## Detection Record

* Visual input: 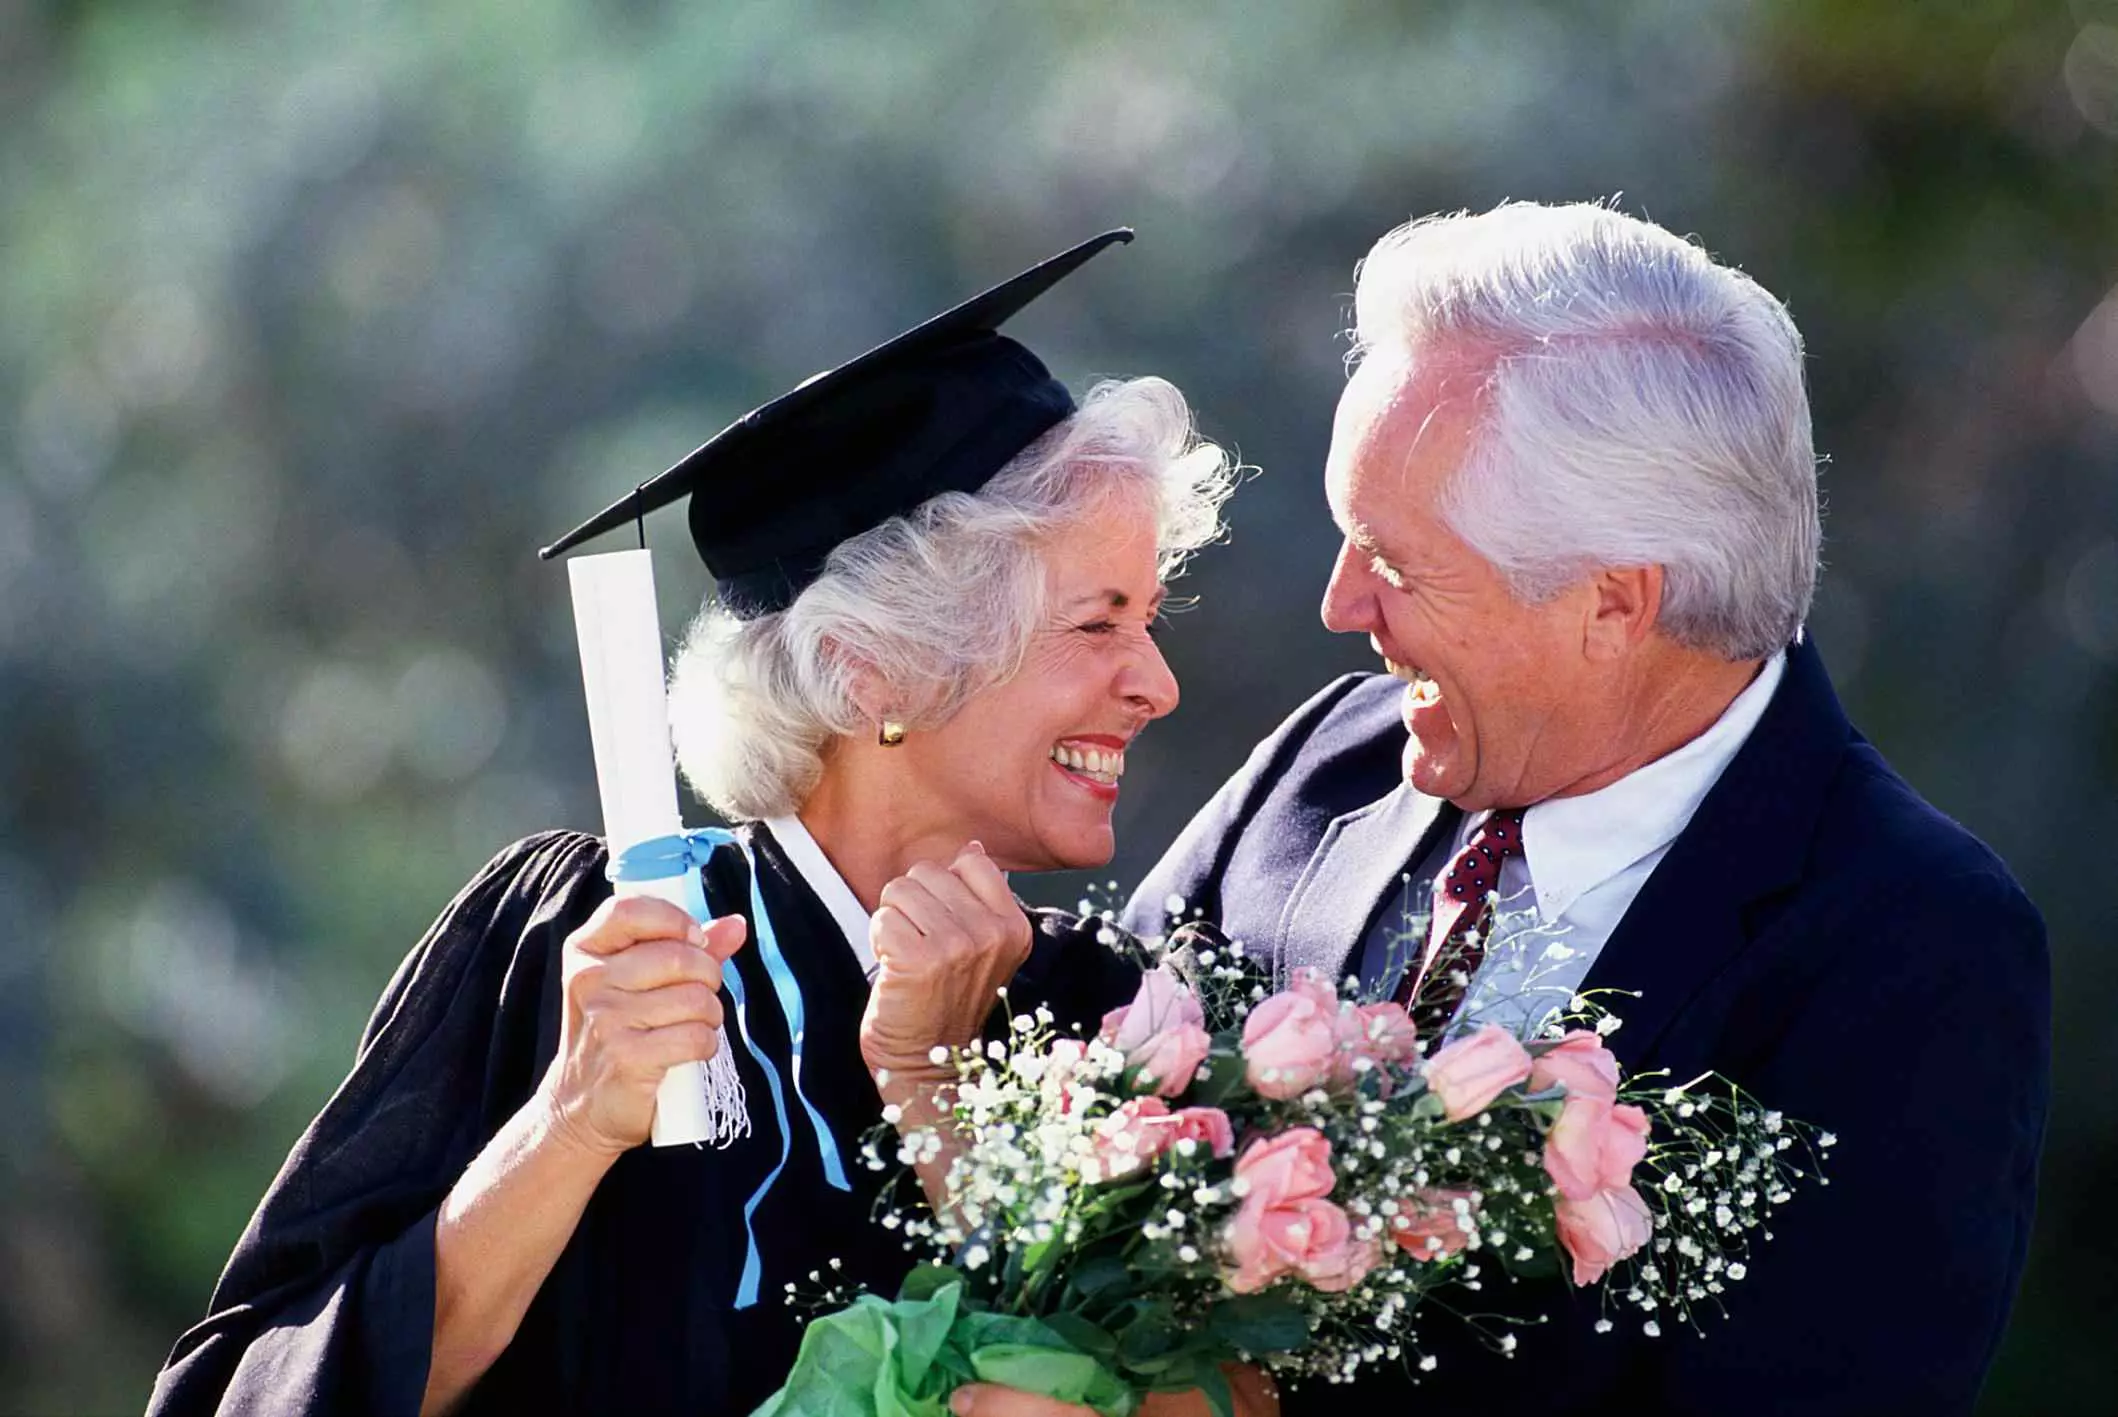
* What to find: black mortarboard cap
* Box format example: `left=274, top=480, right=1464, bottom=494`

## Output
left=538, top=229, right=1136, bottom=617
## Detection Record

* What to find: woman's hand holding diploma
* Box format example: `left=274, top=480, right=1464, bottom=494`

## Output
left=420, top=898, right=746, bottom=1416
left=541, top=896, right=750, bottom=1157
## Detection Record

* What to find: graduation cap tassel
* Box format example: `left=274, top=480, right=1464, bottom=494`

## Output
left=696, top=1013, right=749, bottom=1144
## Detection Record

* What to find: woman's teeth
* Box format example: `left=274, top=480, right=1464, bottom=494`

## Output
left=1384, top=658, right=1442, bottom=707
left=1050, top=743, right=1125, bottom=784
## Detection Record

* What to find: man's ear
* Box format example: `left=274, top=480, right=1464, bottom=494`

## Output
left=1582, top=565, right=1663, bottom=662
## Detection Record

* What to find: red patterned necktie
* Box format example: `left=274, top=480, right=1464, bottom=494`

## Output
left=1397, top=808, right=1528, bottom=1034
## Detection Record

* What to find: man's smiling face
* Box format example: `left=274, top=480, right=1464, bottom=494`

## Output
left=1319, top=350, right=1612, bottom=811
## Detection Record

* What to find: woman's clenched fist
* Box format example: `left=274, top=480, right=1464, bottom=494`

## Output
left=537, top=894, right=747, bottom=1158
left=861, top=841, right=1033, bottom=1083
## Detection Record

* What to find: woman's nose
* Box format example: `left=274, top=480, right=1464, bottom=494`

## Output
left=1123, top=634, right=1181, bottom=719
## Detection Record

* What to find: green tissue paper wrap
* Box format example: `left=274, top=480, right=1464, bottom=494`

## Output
left=751, top=1278, right=1136, bottom=1417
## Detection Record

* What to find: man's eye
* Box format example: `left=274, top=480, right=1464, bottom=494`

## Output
left=1368, top=554, right=1408, bottom=590
left=1076, top=620, right=1116, bottom=635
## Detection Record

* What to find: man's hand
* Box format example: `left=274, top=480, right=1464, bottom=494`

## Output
left=861, top=841, right=1033, bottom=1081
left=537, top=895, right=747, bottom=1158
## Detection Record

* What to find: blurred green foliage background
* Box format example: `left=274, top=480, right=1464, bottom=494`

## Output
left=1, top=1, right=2112, bottom=1411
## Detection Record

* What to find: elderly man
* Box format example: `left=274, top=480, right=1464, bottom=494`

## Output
left=1125, top=203, right=2048, bottom=1416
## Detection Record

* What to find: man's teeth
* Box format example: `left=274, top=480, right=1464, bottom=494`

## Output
left=1383, top=659, right=1442, bottom=706
left=1382, top=658, right=1433, bottom=685
left=1050, top=743, right=1126, bottom=782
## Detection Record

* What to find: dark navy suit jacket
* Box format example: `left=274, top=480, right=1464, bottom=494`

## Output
left=1125, top=635, right=2048, bottom=1416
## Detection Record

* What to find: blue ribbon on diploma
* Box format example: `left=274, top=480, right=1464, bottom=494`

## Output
left=609, top=828, right=852, bottom=1309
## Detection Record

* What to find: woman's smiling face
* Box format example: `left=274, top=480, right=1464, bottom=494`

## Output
left=897, top=487, right=1179, bottom=871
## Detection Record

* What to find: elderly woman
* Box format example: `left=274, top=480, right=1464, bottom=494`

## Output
left=147, top=237, right=1256, bottom=1417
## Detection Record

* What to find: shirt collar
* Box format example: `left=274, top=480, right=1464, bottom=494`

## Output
left=761, top=813, right=877, bottom=978
left=1511, top=650, right=1787, bottom=923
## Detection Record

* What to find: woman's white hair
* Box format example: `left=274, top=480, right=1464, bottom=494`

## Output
left=1352, top=200, right=1820, bottom=661
left=669, top=376, right=1233, bottom=821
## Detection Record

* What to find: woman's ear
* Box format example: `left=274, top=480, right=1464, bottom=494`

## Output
left=840, top=654, right=894, bottom=725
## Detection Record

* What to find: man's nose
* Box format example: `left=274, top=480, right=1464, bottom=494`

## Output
left=1320, top=541, right=1375, bottom=634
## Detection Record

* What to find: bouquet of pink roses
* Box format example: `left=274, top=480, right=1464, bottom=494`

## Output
left=754, top=931, right=1830, bottom=1417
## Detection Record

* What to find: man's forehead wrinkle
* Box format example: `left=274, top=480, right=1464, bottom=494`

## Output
left=1378, top=373, right=1481, bottom=504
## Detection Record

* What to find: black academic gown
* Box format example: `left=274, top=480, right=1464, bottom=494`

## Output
left=148, top=825, right=1142, bottom=1417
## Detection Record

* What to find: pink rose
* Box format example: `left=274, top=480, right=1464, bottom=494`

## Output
left=1554, top=1183, right=1654, bottom=1285
left=1224, top=1128, right=1378, bottom=1292
left=1090, top=1098, right=1167, bottom=1178
left=1332, top=1001, right=1421, bottom=1091
left=1544, top=1097, right=1651, bottom=1200
left=1529, top=1030, right=1620, bottom=1102
left=1242, top=970, right=1342, bottom=1100
left=1158, top=1105, right=1236, bottom=1159
left=1226, top=1195, right=1377, bottom=1294
left=1422, top=1024, right=1534, bottom=1120
left=1101, top=969, right=1213, bottom=1097
left=1388, top=1188, right=1478, bottom=1262
left=1232, top=1126, right=1336, bottom=1204
left=1091, top=1099, right=1237, bottom=1179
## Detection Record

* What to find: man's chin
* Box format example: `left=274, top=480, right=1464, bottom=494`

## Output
left=1400, top=739, right=1461, bottom=801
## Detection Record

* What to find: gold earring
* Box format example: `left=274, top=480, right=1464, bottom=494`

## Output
left=878, top=719, right=906, bottom=747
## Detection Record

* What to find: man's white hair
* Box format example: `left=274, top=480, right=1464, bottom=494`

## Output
left=668, top=376, right=1233, bottom=821
left=1352, top=200, right=1820, bottom=660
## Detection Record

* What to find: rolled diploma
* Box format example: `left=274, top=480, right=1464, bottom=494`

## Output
left=566, top=549, right=716, bottom=1147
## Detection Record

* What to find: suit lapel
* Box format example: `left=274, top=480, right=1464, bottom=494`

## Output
left=1273, top=784, right=1458, bottom=985
left=1583, top=633, right=1852, bottom=1072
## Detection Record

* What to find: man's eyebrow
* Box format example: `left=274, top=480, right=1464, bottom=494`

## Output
left=1345, top=519, right=1385, bottom=556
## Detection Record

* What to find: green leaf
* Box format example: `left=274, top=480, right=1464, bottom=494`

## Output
left=1203, top=1294, right=1310, bottom=1354
left=1190, top=1364, right=1236, bottom=1417
left=1067, top=1254, right=1137, bottom=1304
left=1042, top=1311, right=1120, bottom=1361
left=1115, top=1301, right=1182, bottom=1365
left=1186, top=1049, right=1245, bottom=1106
left=899, top=1264, right=966, bottom=1304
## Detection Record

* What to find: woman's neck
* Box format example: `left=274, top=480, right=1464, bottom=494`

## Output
left=794, top=767, right=966, bottom=914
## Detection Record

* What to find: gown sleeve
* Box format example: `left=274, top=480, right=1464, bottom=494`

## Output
left=146, top=831, right=611, bottom=1417
left=1008, top=906, right=1152, bottom=1033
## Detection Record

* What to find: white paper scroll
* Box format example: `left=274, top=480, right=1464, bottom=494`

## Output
left=566, top=548, right=735, bottom=1148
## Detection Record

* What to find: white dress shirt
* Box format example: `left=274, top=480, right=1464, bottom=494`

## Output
left=762, top=814, right=878, bottom=980
left=1429, top=651, right=1786, bottom=1036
